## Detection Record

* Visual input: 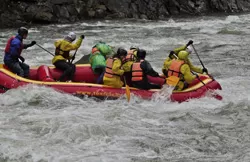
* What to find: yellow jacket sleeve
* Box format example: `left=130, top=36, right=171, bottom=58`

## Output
left=122, top=61, right=134, bottom=72
left=186, top=58, right=203, bottom=73
left=64, top=38, right=83, bottom=51
left=174, top=45, right=187, bottom=54
left=180, top=64, right=196, bottom=84
left=162, top=57, right=172, bottom=71
left=69, top=37, right=83, bottom=50
left=112, top=59, right=124, bottom=75
left=54, top=38, right=83, bottom=50
left=54, top=40, right=61, bottom=47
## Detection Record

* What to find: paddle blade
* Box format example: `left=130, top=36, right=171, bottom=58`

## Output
left=125, top=84, right=131, bottom=102
left=166, top=76, right=180, bottom=86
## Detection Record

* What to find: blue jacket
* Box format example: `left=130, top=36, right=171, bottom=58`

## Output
left=4, top=34, right=24, bottom=62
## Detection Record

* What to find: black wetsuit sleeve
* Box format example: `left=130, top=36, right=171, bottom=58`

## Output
left=140, top=60, right=159, bottom=77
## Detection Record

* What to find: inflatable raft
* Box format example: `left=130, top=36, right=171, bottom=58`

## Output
left=0, top=64, right=222, bottom=102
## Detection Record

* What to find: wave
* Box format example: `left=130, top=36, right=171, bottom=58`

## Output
left=217, top=27, right=244, bottom=35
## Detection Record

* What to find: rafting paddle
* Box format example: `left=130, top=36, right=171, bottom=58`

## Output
left=191, top=44, right=206, bottom=69
left=70, top=49, right=78, bottom=64
left=123, top=76, right=130, bottom=102
left=191, top=44, right=216, bottom=81
left=36, top=44, right=55, bottom=56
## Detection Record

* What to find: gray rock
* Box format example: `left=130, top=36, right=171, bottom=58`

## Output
left=34, top=12, right=54, bottom=22
left=50, top=0, right=74, bottom=5
left=1, top=0, right=250, bottom=28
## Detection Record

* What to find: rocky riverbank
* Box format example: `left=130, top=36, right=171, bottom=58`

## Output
left=1, top=0, right=250, bottom=28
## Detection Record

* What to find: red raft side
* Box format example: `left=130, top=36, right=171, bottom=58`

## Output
left=0, top=64, right=223, bottom=102
left=170, top=74, right=222, bottom=102
left=29, top=64, right=99, bottom=83
left=0, top=64, right=157, bottom=99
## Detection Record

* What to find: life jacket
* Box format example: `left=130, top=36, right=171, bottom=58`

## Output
left=55, top=43, right=70, bottom=58
left=89, top=47, right=101, bottom=64
left=104, top=58, right=120, bottom=78
left=4, top=36, right=23, bottom=55
left=122, top=49, right=136, bottom=64
left=167, top=60, right=184, bottom=78
left=131, top=60, right=144, bottom=82
left=91, top=47, right=100, bottom=54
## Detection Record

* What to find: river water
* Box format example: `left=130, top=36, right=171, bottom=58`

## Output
left=0, top=14, right=249, bottom=162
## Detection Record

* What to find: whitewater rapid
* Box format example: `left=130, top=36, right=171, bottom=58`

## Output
left=0, top=14, right=249, bottom=162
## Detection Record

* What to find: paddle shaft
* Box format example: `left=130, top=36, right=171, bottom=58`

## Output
left=191, top=44, right=216, bottom=80
left=36, top=44, right=55, bottom=56
left=191, top=44, right=206, bottom=69
left=191, top=71, right=205, bottom=86
left=123, top=76, right=131, bottom=102
left=70, top=49, right=78, bottom=64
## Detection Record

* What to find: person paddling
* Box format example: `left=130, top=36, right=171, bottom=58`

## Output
left=162, top=40, right=208, bottom=76
left=52, top=32, right=84, bottom=82
left=4, top=27, right=36, bottom=78
left=167, top=51, right=198, bottom=91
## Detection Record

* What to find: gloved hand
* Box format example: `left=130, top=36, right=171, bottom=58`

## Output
left=19, top=56, right=25, bottom=63
left=81, top=35, right=85, bottom=39
left=202, top=68, right=208, bottom=74
left=186, top=40, right=193, bottom=47
left=168, top=51, right=175, bottom=58
left=31, top=41, right=36, bottom=46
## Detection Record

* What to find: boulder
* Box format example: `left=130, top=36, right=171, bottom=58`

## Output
left=1, top=0, right=250, bottom=28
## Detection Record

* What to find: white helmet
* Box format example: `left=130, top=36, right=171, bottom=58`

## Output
left=130, top=45, right=139, bottom=50
left=67, top=32, right=76, bottom=42
left=186, top=46, right=193, bottom=54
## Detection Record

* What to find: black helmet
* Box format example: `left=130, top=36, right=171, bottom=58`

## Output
left=18, top=27, right=28, bottom=36
left=117, top=48, right=127, bottom=56
left=137, top=49, right=146, bottom=59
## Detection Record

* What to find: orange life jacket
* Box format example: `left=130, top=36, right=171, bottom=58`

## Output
left=91, top=47, right=100, bottom=54
left=122, top=49, right=136, bottom=64
left=104, top=58, right=120, bottom=78
left=131, top=60, right=144, bottom=82
left=167, top=60, right=184, bottom=78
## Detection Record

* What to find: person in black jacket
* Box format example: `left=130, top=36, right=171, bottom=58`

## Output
left=131, top=49, right=162, bottom=90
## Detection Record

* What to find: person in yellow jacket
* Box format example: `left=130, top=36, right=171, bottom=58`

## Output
left=103, top=48, right=127, bottom=88
left=52, top=32, right=84, bottom=82
left=121, top=46, right=139, bottom=86
left=167, top=51, right=198, bottom=91
left=162, top=40, right=208, bottom=76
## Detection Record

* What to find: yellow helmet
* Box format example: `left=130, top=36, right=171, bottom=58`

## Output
left=178, top=51, right=189, bottom=60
